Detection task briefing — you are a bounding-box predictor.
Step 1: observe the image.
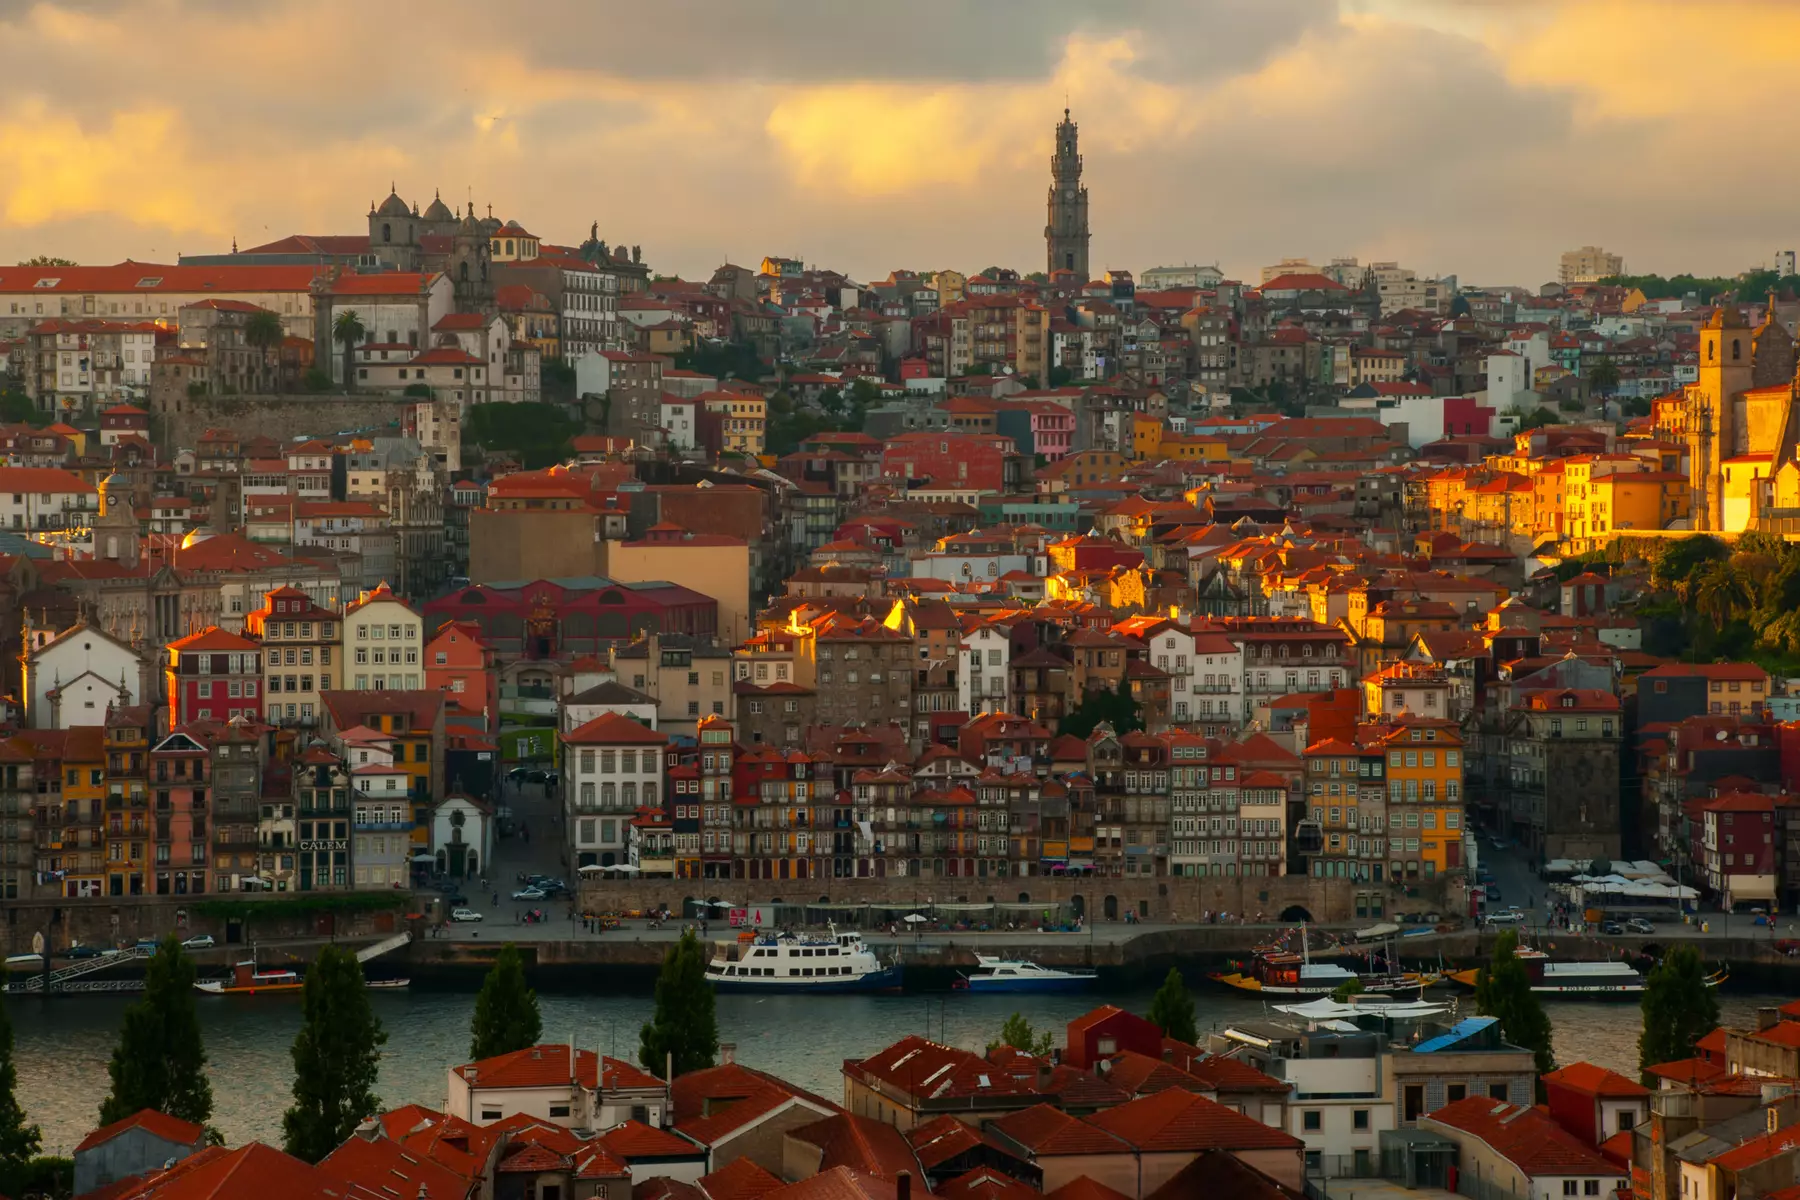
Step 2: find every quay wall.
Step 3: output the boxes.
[156,393,411,452]
[0,895,406,957]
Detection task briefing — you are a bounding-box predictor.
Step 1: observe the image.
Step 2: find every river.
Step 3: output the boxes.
[12,986,1786,1154]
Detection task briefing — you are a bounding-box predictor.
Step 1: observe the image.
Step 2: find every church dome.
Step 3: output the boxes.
[422,191,454,222]
[376,187,411,218]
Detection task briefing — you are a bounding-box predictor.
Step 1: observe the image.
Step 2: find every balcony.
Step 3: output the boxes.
[353,819,412,831]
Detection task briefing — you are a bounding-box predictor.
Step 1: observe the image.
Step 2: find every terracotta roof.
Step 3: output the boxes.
[1084,1088,1303,1152]
[1544,1061,1649,1098]
[562,712,668,746]
[74,1108,207,1154]
[598,1119,705,1160]
[1425,1096,1623,1178]
[700,1156,784,1200]
[987,1104,1128,1156]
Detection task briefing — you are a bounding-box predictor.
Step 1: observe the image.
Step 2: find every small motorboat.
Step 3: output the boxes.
[957,955,1097,993]
[365,978,411,990]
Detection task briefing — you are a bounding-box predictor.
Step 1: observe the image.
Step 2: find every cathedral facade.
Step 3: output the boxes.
[1685,300,1800,532]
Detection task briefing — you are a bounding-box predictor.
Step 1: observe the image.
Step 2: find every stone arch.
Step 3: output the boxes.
[1103,894,1119,920]
[1018,892,1031,904]
[1070,893,1086,918]
[1279,904,1314,923]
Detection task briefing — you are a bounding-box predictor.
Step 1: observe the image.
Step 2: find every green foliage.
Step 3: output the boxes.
[282,946,386,1163]
[1556,397,1585,413]
[1331,976,1366,1003]
[0,972,39,1180]
[1730,270,1800,302]
[1475,931,1555,1085]
[301,367,334,393]
[1638,944,1720,1082]
[1621,396,1651,418]
[1048,365,1076,388]
[1509,406,1561,432]
[1146,967,1198,1044]
[0,1156,70,1199]
[402,383,434,398]
[464,401,576,470]
[988,1013,1055,1056]
[639,930,718,1079]
[100,937,213,1127]
[1586,359,1621,396]
[0,392,44,427]
[15,256,75,267]
[1057,679,1143,740]
[675,341,769,382]
[540,356,577,405]
[1597,273,1738,303]
[470,944,542,1061]
[189,893,405,922]
[332,310,366,392]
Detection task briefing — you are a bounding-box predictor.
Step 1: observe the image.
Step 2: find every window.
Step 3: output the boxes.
[1353,1109,1369,1131]
[1402,1084,1425,1122]
[1488,1083,1509,1100]
[1563,1184,1578,1198]
[1447,1083,1466,1103]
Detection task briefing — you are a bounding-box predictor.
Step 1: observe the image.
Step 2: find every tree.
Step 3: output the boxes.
[1638,944,1720,1081]
[282,946,386,1163]
[988,1013,1054,1056]
[1694,561,1751,631]
[1057,679,1143,740]
[1331,976,1365,1003]
[243,309,286,393]
[0,392,42,427]
[464,401,576,469]
[100,938,212,1127]
[1146,968,1197,1044]
[640,930,718,1079]
[1475,931,1554,1085]
[0,971,39,1187]
[331,310,366,392]
[1586,359,1621,398]
[469,943,542,1061]
[15,256,74,267]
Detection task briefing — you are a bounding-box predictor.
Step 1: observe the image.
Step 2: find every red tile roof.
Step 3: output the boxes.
[1084,1087,1303,1152]
[562,712,668,746]
[1425,1096,1624,1178]
[74,1108,207,1154]
[598,1119,704,1160]
[987,1104,1128,1156]
[1544,1061,1650,1098]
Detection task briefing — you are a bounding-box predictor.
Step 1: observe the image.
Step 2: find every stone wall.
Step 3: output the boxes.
[155,392,412,453]
[576,873,1460,926]
[0,895,405,957]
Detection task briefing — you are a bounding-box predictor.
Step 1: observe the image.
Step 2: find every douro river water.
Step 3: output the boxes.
[13,987,1784,1152]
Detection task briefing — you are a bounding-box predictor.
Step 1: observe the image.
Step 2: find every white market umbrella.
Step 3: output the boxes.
[902,913,928,924]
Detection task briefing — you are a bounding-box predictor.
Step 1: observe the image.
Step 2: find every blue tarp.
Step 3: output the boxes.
[1412,1015,1498,1054]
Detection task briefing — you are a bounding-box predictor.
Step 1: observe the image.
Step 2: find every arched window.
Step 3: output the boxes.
[382,223,391,243]
[459,262,469,283]
[1732,338,1742,361]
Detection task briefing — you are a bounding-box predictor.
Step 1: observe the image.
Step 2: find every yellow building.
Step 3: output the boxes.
[603,529,753,646]
[56,728,104,896]
[1373,718,1464,878]
[703,391,765,456]
[1564,471,1690,554]
[1132,413,1164,460]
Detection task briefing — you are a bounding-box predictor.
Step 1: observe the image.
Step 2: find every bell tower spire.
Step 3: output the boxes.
[1045,108,1090,281]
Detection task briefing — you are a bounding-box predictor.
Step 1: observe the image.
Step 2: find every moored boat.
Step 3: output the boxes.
[1210,924,1439,996]
[704,925,902,993]
[957,955,1097,993]
[1446,953,1727,997]
[195,959,303,995]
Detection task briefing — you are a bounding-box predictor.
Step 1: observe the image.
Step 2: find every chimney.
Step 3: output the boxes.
[897,1171,912,1200]
[1759,1007,1782,1032]
[720,1043,737,1066]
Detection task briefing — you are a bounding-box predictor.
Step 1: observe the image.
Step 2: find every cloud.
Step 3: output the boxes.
[0,0,1790,283]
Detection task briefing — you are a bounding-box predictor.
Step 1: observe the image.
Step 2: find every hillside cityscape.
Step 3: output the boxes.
[3,6,1800,1196]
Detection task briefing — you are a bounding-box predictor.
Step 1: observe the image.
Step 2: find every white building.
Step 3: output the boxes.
[561,711,667,868]
[24,622,144,729]
[343,585,423,691]
[430,793,493,880]
[319,272,454,385]
[661,397,699,451]
[1485,351,1532,409]
[0,466,97,535]
[446,1045,668,1130]
[959,623,1014,716]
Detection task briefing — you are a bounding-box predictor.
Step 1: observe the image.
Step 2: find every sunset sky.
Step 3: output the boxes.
[1,0,1792,286]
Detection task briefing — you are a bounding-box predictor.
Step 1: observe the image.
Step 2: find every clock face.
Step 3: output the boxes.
[1064,190,1074,200]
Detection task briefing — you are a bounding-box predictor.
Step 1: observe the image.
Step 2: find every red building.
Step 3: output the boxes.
[880,431,1018,494]
[423,578,717,660]
[1700,790,1790,909]
[1063,1005,1164,1070]
[425,621,500,724]
[165,628,262,728]
[149,724,213,896]
[1542,1062,1650,1146]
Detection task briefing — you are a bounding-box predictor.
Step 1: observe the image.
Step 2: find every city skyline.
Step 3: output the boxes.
[2,0,1795,285]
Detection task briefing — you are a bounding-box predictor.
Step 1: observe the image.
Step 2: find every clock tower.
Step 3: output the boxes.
[1045,108,1090,281]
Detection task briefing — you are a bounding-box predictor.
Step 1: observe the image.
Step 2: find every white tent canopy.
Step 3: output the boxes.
[1274,998,1451,1020]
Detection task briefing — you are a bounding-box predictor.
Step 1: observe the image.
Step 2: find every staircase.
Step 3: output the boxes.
[355,932,411,963]
[8,946,153,993]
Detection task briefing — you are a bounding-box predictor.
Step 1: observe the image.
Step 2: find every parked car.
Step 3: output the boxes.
[1484,884,1503,901]
[181,934,216,949]
[133,938,160,952]
[61,944,102,960]
[1485,911,1524,925]
[525,770,547,784]
[1626,917,1656,934]
[512,887,546,901]
[450,908,483,922]
[506,767,528,782]
[444,892,469,907]
[1599,920,1625,935]
[544,770,560,787]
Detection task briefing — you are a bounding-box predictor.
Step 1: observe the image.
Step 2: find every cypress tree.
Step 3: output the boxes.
[639,930,718,1079]
[988,1013,1054,1056]
[282,946,386,1163]
[469,943,542,1061]
[0,970,40,1186]
[99,937,213,1126]
[1639,944,1720,1081]
[1147,967,1198,1044]
[1476,931,1555,1084]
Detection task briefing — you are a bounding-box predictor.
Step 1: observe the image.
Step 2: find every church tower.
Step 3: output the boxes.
[1690,306,1754,531]
[449,206,496,314]
[1045,108,1090,281]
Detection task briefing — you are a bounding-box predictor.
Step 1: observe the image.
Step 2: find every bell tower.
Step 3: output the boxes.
[1045,108,1090,281]
[449,206,495,314]
[1691,306,1754,530]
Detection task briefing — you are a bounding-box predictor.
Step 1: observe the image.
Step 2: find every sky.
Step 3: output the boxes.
[0,0,1794,288]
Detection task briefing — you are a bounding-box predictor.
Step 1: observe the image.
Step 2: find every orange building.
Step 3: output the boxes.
[425,621,499,724]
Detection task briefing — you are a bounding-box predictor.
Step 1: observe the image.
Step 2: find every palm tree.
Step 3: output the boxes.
[332,310,366,392]
[1693,562,1749,631]
[244,310,285,393]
